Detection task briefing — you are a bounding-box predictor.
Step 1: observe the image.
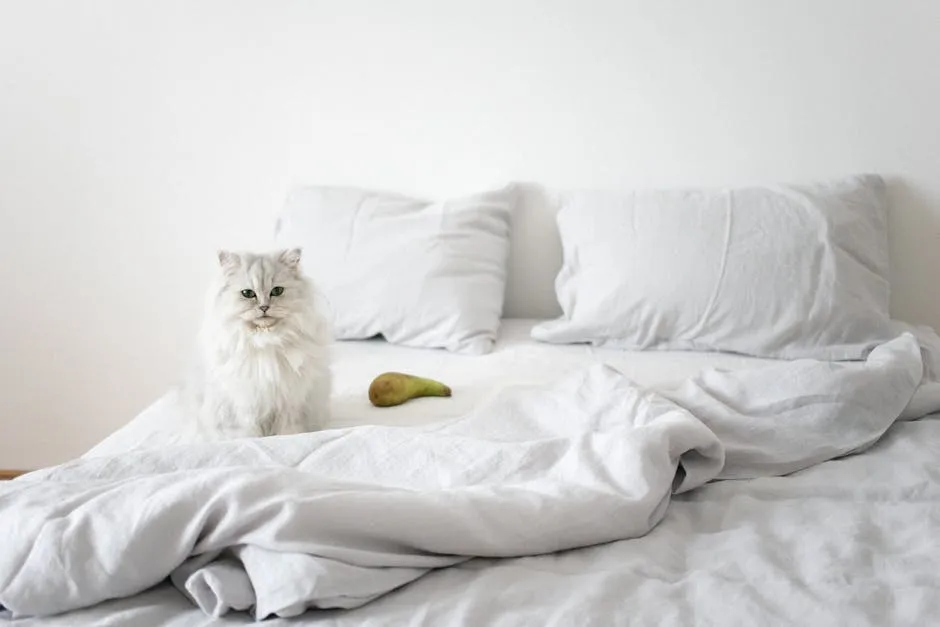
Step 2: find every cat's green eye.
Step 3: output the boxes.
[240,289,256,299]
[270,286,284,297]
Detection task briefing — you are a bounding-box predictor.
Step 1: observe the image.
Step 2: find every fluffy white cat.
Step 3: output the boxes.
[182,248,332,440]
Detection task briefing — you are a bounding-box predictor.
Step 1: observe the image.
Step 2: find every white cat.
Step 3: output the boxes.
[182,248,332,440]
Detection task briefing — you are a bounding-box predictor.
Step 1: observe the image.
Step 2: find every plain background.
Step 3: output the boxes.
[1,0,939,468]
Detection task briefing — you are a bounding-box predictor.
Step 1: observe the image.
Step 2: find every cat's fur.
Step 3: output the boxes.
[182,248,332,440]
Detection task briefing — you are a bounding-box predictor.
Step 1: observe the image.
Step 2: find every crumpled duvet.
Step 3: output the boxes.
[1,332,938,621]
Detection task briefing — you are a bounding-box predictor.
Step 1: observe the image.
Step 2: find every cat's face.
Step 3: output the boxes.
[212,248,312,331]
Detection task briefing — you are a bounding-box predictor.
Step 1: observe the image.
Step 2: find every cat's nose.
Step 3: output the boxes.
[259,305,270,313]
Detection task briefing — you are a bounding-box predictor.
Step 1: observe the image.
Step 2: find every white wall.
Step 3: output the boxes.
[2,0,939,468]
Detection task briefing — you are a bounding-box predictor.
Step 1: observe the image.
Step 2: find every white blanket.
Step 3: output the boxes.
[1,332,938,621]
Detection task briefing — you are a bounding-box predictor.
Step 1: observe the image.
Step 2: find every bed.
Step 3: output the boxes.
[4,176,940,626]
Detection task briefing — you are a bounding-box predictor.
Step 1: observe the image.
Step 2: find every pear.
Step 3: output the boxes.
[368,372,452,407]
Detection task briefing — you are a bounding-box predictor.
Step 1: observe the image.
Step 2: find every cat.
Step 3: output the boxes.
[181,247,332,440]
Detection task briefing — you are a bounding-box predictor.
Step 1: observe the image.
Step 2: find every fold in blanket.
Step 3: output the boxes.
[1,333,937,620]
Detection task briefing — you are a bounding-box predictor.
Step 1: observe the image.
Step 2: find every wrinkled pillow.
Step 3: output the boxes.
[532,175,893,359]
[275,184,517,354]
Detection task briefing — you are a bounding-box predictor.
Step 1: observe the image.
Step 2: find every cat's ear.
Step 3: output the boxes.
[279,248,302,269]
[217,250,240,271]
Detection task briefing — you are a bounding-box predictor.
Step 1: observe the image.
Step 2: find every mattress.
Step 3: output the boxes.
[17,320,940,626]
[85,319,775,458]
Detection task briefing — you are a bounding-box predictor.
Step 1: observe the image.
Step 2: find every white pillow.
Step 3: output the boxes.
[532,175,893,360]
[274,184,516,354]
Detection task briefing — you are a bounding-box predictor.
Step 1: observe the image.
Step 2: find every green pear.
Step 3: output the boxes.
[368,372,452,407]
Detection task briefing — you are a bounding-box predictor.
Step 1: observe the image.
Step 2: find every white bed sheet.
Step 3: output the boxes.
[86,319,774,458]
[7,320,940,626]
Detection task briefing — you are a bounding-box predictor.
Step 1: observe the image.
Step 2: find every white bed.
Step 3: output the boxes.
[4,320,939,626]
[6,177,940,627]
